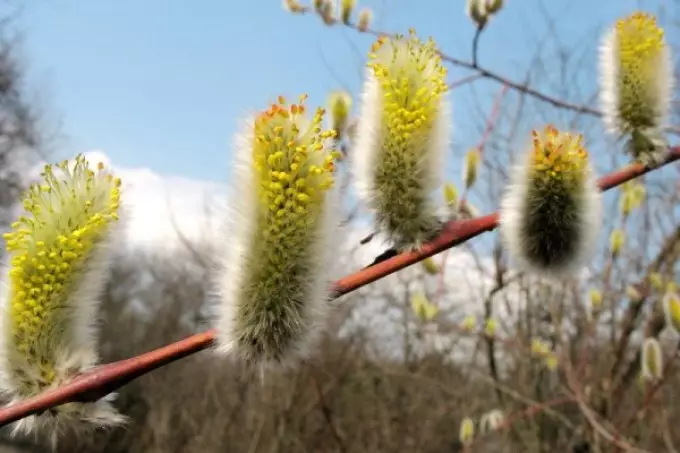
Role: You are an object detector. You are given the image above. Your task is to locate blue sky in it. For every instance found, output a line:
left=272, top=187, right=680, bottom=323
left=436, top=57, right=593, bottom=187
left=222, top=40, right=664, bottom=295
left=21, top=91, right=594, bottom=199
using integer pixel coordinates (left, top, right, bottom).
left=15, top=0, right=665, bottom=185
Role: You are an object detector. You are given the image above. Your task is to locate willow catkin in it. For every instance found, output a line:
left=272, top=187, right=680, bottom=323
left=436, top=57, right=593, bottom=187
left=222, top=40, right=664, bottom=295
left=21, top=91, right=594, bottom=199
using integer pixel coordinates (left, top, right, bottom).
left=641, top=337, right=663, bottom=381
left=500, top=126, right=602, bottom=278
left=353, top=30, right=451, bottom=251
left=599, top=12, right=673, bottom=166
left=214, top=95, right=341, bottom=369
left=0, top=155, right=125, bottom=443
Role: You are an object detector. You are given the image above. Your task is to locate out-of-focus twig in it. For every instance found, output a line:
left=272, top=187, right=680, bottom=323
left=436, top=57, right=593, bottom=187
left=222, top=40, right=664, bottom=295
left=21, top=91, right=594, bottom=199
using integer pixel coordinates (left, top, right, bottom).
left=608, top=225, right=680, bottom=381
left=564, top=360, right=653, bottom=453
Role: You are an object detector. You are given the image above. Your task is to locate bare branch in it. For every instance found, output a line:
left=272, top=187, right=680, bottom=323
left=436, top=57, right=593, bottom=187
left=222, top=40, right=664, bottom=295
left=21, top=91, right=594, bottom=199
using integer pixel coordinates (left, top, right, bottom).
left=0, top=147, right=676, bottom=427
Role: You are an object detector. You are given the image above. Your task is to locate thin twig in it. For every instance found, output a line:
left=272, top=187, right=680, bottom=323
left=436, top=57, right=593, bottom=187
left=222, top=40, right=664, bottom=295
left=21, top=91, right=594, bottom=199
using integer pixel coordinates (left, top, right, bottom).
left=311, top=373, right=347, bottom=453
left=608, top=225, right=680, bottom=381
left=564, top=360, right=653, bottom=453
left=471, top=25, right=484, bottom=68
left=292, top=9, right=680, bottom=136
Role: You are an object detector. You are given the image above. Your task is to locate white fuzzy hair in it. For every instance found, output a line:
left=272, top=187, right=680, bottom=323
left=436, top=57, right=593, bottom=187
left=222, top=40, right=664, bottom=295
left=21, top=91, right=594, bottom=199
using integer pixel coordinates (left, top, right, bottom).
left=0, top=208, right=126, bottom=445
left=479, top=409, right=504, bottom=434
left=599, top=27, right=674, bottom=135
left=213, top=116, right=342, bottom=370
left=499, top=144, right=602, bottom=279
left=599, top=28, right=621, bottom=135
left=352, top=68, right=452, bottom=234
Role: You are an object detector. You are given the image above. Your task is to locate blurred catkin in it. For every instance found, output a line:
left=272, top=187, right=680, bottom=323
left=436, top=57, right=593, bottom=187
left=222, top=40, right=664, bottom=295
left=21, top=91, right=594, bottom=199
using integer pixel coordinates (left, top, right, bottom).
left=500, top=126, right=602, bottom=277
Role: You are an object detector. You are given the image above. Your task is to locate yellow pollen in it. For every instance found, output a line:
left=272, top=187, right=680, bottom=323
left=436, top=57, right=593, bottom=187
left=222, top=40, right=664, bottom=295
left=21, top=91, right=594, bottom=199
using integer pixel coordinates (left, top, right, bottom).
left=2, top=154, right=121, bottom=394
left=529, top=125, right=589, bottom=187
left=368, top=30, right=447, bottom=157
left=251, top=95, right=339, bottom=235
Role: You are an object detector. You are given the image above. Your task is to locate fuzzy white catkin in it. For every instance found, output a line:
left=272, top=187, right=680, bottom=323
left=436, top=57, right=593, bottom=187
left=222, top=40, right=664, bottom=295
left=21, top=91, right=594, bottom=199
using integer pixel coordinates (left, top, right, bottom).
left=479, top=409, right=504, bottom=433
left=213, top=96, right=342, bottom=369
left=599, top=12, right=673, bottom=165
left=0, top=155, right=126, bottom=445
left=641, top=337, right=663, bottom=381
left=500, top=126, right=602, bottom=278
left=353, top=31, right=451, bottom=250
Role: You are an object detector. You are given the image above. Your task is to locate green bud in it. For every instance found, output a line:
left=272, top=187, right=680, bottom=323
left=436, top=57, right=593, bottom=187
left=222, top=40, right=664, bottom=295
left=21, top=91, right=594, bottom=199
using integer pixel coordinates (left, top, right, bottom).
left=357, top=8, right=372, bottom=32
left=641, top=337, right=663, bottom=381
left=610, top=229, right=625, bottom=255
left=443, top=182, right=458, bottom=207
left=463, top=148, right=480, bottom=189
left=421, top=257, right=440, bottom=275
left=485, top=0, right=503, bottom=14
left=459, top=417, right=475, bottom=446
left=649, top=272, right=664, bottom=291
left=340, top=0, right=355, bottom=24
left=411, top=292, right=439, bottom=321
left=590, top=288, right=603, bottom=310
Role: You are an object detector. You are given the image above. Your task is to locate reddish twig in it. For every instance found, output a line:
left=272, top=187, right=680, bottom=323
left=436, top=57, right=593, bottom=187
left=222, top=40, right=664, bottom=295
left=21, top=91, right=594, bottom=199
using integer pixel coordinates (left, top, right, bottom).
left=434, top=83, right=509, bottom=305
left=0, top=148, right=677, bottom=427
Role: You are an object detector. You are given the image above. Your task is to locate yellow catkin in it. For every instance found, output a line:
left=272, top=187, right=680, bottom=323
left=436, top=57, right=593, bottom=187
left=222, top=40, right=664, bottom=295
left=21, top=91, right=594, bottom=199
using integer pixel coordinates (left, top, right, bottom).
left=3, top=155, right=120, bottom=396
left=253, top=95, right=339, bottom=224
left=615, top=12, right=665, bottom=130
left=529, top=125, right=588, bottom=189
left=368, top=32, right=448, bottom=162
left=364, top=30, right=449, bottom=248
left=222, top=94, right=342, bottom=365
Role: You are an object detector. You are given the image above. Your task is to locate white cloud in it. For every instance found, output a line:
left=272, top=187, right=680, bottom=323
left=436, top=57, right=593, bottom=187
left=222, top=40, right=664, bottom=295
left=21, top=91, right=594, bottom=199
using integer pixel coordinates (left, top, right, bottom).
left=117, top=166, right=227, bottom=254
left=81, top=149, right=112, bottom=168
left=24, top=150, right=228, bottom=257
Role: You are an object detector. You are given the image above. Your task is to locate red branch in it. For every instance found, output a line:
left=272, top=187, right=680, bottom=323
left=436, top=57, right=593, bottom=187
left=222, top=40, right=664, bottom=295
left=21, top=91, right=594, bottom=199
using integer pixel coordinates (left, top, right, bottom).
left=0, top=148, right=678, bottom=427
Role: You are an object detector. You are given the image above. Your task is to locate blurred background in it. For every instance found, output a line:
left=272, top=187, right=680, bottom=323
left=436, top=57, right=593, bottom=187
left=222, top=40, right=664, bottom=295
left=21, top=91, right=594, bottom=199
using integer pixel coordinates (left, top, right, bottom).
left=0, top=0, right=678, bottom=451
